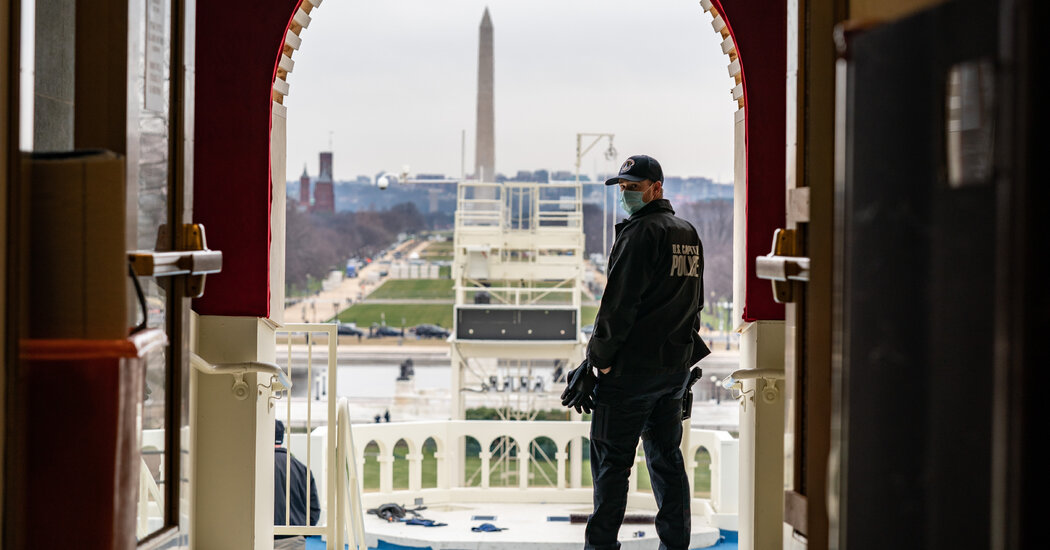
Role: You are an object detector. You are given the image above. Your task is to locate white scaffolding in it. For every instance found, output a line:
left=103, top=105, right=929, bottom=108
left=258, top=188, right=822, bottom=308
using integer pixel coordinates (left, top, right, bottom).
left=448, top=180, right=588, bottom=422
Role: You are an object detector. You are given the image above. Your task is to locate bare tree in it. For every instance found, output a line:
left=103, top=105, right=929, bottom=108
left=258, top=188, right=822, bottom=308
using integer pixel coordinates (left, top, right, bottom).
left=675, top=199, right=733, bottom=304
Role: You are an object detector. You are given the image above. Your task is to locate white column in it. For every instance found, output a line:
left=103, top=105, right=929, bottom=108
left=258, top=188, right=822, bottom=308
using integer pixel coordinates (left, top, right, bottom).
left=736, top=320, right=785, bottom=550
left=434, top=450, right=449, bottom=489
left=556, top=451, right=567, bottom=489
left=192, top=315, right=278, bottom=550
left=479, top=451, right=492, bottom=488
left=378, top=455, right=394, bottom=494
left=407, top=453, right=423, bottom=492
left=518, top=450, right=529, bottom=489
left=714, top=438, right=739, bottom=515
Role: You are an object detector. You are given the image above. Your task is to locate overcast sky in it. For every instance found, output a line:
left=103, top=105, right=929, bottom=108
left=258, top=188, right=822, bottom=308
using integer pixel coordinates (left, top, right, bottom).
left=284, top=0, right=737, bottom=184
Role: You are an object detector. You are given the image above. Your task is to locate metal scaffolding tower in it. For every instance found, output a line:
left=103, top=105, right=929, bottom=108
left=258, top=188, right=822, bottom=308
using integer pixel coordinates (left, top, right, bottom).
left=448, top=180, right=588, bottom=422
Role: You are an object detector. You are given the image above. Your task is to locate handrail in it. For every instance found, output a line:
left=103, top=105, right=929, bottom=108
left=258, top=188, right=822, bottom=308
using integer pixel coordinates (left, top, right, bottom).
left=337, top=398, right=368, bottom=549
left=721, top=368, right=784, bottom=389
left=137, top=456, right=164, bottom=538
left=190, top=352, right=292, bottom=392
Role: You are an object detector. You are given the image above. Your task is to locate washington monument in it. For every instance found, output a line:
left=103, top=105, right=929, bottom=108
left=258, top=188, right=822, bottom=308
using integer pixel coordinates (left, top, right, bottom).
left=475, top=8, right=495, bottom=182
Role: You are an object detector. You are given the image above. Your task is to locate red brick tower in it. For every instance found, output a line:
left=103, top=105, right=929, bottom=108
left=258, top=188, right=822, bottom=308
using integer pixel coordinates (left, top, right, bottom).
left=311, top=151, right=335, bottom=213
left=298, top=164, right=311, bottom=211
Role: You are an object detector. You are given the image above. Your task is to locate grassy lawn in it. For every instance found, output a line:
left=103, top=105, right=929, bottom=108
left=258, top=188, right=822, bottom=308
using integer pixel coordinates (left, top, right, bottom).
left=338, top=295, right=595, bottom=329
left=421, top=240, right=453, bottom=255
left=368, top=279, right=454, bottom=299
left=419, top=241, right=454, bottom=263
left=359, top=441, right=713, bottom=494
left=335, top=303, right=453, bottom=328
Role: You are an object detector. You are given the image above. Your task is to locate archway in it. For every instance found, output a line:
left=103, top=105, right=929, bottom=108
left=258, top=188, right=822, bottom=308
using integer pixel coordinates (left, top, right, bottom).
left=391, top=438, right=411, bottom=490
left=361, top=440, right=383, bottom=492
left=188, top=0, right=786, bottom=325
left=694, top=446, right=713, bottom=496
left=420, top=437, right=439, bottom=489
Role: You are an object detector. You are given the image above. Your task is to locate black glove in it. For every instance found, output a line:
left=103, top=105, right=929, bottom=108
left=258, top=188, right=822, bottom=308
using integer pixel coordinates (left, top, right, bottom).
left=560, top=359, right=597, bottom=414
left=681, top=367, right=703, bottom=420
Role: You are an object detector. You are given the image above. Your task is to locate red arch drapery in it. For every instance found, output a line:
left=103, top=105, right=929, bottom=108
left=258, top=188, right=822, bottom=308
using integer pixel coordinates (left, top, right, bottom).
left=192, top=0, right=303, bottom=317
left=712, top=0, right=786, bottom=322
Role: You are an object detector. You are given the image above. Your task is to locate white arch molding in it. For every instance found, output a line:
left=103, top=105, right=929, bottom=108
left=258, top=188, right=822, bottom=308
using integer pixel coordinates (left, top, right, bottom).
left=269, top=0, right=746, bottom=322
left=270, top=0, right=324, bottom=323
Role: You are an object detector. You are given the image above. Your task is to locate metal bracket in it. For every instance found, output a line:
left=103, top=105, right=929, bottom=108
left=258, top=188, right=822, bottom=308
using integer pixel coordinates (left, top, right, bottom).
left=755, top=228, right=809, bottom=303
left=721, top=368, right=786, bottom=412
left=128, top=223, right=223, bottom=298
left=190, top=353, right=292, bottom=405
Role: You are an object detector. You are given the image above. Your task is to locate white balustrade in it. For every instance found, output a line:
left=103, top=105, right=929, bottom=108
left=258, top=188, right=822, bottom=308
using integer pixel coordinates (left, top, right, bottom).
left=344, top=419, right=737, bottom=524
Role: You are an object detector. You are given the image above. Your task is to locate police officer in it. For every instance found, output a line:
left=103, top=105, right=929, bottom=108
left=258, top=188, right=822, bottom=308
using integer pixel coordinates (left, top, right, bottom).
left=563, top=154, right=710, bottom=550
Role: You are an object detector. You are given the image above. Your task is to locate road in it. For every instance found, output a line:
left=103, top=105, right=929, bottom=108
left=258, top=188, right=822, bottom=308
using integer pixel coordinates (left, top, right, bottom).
left=275, top=343, right=741, bottom=399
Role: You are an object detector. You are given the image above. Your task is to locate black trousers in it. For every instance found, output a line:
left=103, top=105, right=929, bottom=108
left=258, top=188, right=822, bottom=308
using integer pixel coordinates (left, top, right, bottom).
left=585, top=370, right=691, bottom=550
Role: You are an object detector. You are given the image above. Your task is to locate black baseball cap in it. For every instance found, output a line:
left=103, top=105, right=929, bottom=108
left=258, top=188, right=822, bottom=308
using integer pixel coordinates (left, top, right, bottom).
left=275, top=419, right=285, bottom=445
left=604, top=154, right=663, bottom=185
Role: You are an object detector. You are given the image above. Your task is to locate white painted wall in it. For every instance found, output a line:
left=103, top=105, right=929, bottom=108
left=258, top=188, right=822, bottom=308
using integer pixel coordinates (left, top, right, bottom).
left=735, top=320, right=785, bottom=550
left=191, top=315, right=279, bottom=550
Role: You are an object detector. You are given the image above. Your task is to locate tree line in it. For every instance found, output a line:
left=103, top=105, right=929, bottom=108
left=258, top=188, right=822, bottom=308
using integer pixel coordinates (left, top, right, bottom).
left=287, top=196, right=733, bottom=305
left=285, top=201, right=427, bottom=294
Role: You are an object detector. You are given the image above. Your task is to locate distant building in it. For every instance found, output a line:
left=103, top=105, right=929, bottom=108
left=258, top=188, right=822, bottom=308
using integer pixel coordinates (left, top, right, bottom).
left=298, top=164, right=311, bottom=212
left=312, top=151, right=335, bottom=213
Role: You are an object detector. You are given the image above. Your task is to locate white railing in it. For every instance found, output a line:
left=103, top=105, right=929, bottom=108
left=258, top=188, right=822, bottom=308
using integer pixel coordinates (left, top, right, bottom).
left=337, top=399, right=368, bottom=549
left=136, top=426, right=190, bottom=538
left=261, top=322, right=738, bottom=544
left=345, top=420, right=739, bottom=527
left=459, top=284, right=579, bottom=306
left=273, top=323, right=340, bottom=545
left=279, top=418, right=738, bottom=538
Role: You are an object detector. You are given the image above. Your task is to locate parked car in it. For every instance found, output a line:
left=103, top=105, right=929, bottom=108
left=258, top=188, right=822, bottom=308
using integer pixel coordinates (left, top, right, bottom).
left=413, top=324, right=450, bottom=339
left=337, top=323, right=363, bottom=337
left=582, top=323, right=595, bottom=338
left=369, top=324, right=404, bottom=338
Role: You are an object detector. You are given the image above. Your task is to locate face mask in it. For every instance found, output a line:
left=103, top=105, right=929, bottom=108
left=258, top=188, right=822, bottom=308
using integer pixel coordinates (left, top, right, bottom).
left=619, top=189, right=646, bottom=215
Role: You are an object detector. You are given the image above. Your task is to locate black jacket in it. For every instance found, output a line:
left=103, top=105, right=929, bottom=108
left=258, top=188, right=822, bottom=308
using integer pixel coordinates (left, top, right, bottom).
left=274, top=447, right=321, bottom=532
left=586, top=199, right=711, bottom=376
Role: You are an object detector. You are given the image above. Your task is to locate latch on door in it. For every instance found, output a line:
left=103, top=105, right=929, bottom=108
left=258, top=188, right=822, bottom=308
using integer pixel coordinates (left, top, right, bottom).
left=128, top=223, right=222, bottom=298
left=755, top=228, right=809, bottom=303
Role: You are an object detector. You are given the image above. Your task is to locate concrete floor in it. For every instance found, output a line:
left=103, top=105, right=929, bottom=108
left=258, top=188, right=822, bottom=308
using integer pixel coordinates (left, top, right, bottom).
left=355, top=502, right=722, bottom=550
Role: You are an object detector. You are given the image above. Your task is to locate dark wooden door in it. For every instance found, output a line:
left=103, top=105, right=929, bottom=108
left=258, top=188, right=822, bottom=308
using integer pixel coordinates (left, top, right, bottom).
left=833, top=1, right=998, bottom=548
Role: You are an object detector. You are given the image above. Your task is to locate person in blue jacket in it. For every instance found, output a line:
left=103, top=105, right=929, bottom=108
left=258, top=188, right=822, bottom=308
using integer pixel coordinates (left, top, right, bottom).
left=563, top=154, right=710, bottom=550
left=274, top=420, right=320, bottom=549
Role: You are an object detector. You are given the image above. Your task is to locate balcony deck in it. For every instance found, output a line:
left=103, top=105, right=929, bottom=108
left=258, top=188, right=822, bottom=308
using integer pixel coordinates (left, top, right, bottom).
left=356, top=502, right=722, bottom=549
